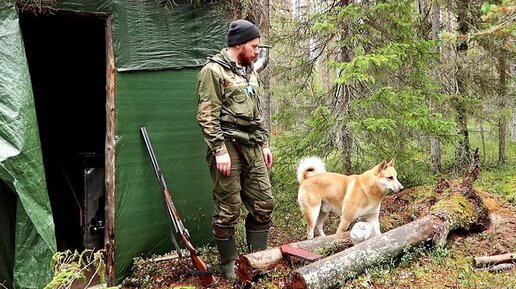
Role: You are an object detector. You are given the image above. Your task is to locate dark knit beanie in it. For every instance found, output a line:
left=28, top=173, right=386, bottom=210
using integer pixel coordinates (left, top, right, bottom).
left=227, top=19, right=260, bottom=46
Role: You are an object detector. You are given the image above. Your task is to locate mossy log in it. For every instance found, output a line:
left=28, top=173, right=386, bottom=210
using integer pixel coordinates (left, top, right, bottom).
left=236, top=234, right=352, bottom=282
left=286, top=150, right=488, bottom=289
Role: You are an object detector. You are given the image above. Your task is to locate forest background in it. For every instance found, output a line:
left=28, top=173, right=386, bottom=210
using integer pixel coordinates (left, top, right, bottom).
left=41, top=0, right=515, bottom=288
left=241, top=0, right=515, bottom=203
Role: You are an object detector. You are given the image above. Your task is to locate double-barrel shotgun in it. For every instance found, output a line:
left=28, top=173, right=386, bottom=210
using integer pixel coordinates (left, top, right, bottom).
left=140, top=126, right=216, bottom=286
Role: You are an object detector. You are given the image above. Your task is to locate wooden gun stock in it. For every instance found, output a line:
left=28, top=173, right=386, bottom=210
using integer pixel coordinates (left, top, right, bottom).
left=140, top=127, right=216, bottom=286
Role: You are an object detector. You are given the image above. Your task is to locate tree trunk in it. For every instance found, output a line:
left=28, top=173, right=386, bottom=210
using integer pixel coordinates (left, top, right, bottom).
left=430, top=138, right=441, bottom=172
left=512, top=110, right=516, bottom=142
left=236, top=234, right=352, bottom=282
left=480, top=123, right=486, bottom=160
left=257, top=0, right=272, bottom=134
left=429, top=0, right=441, bottom=172
left=453, top=0, right=471, bottom=173
left=338, top=0, right=352, bottom=174
left=497, top=48, right=507, bottom=164
left=286, top=150, right=488, bottom=289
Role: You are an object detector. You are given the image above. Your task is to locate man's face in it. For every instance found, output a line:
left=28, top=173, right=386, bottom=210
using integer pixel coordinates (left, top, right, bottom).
left=237, top=38, right=260, bottom=67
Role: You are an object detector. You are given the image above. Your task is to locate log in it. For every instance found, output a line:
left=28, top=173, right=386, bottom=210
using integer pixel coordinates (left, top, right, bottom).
left=236, top=234, right=352, bottom=282
left=286, top=149, right=488, bottom=289
left=484, top=263, right=516, bottom=272
left=287, top=215, right=443, bottom=289
left=473, top=253, right=515, bottom=267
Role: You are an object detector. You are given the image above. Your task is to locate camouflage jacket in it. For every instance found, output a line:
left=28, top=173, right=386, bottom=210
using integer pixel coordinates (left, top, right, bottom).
left=196, top=48, right=269, bottom=156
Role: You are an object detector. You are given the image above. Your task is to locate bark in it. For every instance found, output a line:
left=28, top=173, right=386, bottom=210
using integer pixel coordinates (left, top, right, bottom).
left=430, top=138, right=441, bottom=172
left=285, top=150, right=488, bottom=289
left=338, top=0, right=352, bottom=175
left=474, top=253, right=515, bottom=267
left=257, top=0, right=272, bottom=134
left=497, top=48, right=507, bottom=164
left=429, top=0, right=441, bottom=173
left=512, top=111, right=516, bottom=142
left=236, top=234, right=352, bottom=282
left=287, top=215, right=443, bottom=289
left=104, top=19, right=117, bottom=286
left=483, top=263, right=516, bottom=272
left=453, top=0, right=471, bottom=173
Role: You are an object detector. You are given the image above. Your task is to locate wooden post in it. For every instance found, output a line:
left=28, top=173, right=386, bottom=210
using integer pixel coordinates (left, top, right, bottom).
left=104, top=16, right=117, bottom=286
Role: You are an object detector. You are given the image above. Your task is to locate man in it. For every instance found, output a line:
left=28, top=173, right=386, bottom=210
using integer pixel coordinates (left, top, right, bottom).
left=196, top=19, right=275, bottom=281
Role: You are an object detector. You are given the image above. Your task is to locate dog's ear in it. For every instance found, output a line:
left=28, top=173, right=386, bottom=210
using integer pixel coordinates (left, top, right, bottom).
left=387, top=158, right=395, bottom=166
left=376, top=160, right=388, bottom=173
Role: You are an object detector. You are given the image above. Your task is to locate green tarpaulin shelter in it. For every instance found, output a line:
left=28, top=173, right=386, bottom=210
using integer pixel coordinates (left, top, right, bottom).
left=0, top=1, right=227, bottom=288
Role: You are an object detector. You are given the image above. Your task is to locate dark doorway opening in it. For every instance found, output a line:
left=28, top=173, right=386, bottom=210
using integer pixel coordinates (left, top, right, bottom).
left=19, top=11, right=107, bottom=251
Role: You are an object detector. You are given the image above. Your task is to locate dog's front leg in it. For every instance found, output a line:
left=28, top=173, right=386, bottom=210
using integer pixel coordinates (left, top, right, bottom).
left=364, top=213, right=381, bottom=236
left=336, top=212, right=354, bottom=235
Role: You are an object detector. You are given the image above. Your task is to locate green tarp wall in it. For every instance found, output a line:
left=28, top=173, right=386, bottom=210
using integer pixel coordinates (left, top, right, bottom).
left=0, top=1, right=227, bottom=288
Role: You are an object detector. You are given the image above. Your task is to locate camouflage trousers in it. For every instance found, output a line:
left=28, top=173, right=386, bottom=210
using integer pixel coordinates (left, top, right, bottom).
left=207, top=140, right=275, bottom=240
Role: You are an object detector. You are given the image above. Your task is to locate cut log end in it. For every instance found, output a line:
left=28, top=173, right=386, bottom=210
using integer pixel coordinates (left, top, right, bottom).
left=235, top=255, right=254, bottom=282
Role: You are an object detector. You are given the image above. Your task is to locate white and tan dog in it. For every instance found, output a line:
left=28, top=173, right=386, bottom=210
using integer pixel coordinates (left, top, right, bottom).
left=296, top=157, right=404, bottom=239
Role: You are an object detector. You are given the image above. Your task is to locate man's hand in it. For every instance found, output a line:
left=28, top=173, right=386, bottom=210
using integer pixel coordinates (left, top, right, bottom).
left=215, top=153, right=231, bottom=176
left=262, top=147, right=273, bottom=169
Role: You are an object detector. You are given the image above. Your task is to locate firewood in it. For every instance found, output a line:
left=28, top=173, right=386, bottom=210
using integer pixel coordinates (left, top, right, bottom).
left=484, top=263, right=516, bottom=272
left=473, top=253, right=515, bottom=267
left=236, top=234, right=352, bottom=282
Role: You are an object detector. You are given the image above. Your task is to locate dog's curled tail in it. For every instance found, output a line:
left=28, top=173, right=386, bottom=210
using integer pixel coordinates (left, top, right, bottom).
left=297, top=157, right=326, bottom=183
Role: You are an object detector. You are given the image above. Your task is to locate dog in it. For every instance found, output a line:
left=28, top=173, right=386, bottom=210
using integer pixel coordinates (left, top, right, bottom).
left=296, top=157, right=404, bottom=239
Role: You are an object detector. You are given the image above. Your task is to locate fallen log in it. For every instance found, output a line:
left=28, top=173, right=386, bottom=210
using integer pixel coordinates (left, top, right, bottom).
left=473, top=253, right=515, bottom=267
left=482, top=263, right=516, bottom=272
left=286, top=149, right=489, bottom=289
left=236, top=234, right=352, bottom=282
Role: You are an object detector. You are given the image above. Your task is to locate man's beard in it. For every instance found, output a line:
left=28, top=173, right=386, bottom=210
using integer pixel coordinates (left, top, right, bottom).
left=238, top=53, right=255, bottom=67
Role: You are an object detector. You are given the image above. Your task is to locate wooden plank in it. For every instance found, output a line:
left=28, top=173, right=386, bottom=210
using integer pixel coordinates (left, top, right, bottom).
left=281, top=245, right=322, bottom=262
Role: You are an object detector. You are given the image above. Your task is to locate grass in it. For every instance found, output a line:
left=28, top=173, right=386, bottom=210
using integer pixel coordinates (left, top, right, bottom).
left=477, top=164, right=516, bottom=204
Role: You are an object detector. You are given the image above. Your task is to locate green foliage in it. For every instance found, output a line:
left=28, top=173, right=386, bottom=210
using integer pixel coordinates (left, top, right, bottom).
left=44, top=249, right=105, bottom=289
left=431, top=245, right=452, bottom=261
left=480, top=0, right=515, bottom=35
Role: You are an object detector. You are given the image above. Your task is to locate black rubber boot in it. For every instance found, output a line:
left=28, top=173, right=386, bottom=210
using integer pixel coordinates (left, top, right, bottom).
left=246, top=229, right=268, bottom=253
left=215, top=237, right=237, bottom=281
